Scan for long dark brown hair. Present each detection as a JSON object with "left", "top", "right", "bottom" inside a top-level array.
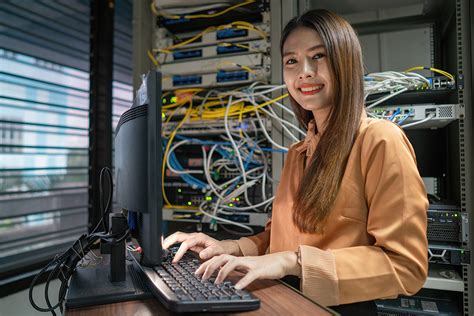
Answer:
[{"left": 280, "top": 9, "right": 365, "bottom": 233}]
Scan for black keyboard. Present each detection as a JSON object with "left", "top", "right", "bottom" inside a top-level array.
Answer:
[{"left": 131, "top": 248, "right": 260, "bottom": 313}]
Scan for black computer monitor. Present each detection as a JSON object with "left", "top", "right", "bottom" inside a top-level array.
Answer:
[
  {"left": 65, "top": 70, "right": 163, "bottom": 308},
  {"left": 115, "top": 70, "right": 163, "bottom": 267}
]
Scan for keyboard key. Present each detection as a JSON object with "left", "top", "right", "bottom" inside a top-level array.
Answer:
[{"left": 178, "top": 295, "right": 192, "bottom": 301}]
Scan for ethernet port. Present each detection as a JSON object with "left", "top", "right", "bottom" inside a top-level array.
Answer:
[{"left": 425, "top": 108, "right": 436, "bottom": 118}]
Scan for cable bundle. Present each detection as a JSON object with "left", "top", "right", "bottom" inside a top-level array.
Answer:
[{"left": 29, "top": 167, "right": 130, "bottom": 315}]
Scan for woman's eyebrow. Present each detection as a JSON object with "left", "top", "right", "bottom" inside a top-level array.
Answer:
[
  {"left": 283, "top": 44, "right": 325, "bottom": 57},
  {"left": 307, "top": 44, "right": 325, "bottom": 51}
]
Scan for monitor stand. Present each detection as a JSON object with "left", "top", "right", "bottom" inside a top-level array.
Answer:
[{"left": 65, "top": 214, "right": 152, "bottom": 308}]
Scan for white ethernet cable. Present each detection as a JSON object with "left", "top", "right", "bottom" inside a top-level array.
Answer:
[
  {"left": 224, "top": 95, "right": 254, "bottom": 206},
  {"left": 198, "top": 200, "right": 254, "bottom": 234},
  {"left": 365, "top": 87, "right": 408, "bottom": 109},
  {"left": 246, "top": 97, "right": 289, "bottom": 151},
  {"left": 400, "top": 113, "right": 436, "bottom": 129},
  {"left": 166, "top": 139, "right": 204, "bottom": 174}
]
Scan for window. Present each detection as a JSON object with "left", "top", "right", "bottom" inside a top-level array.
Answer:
[{"left": 0, "top": 50, "right": 90, "bottom": 274}]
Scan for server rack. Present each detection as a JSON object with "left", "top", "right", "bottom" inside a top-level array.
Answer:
[{"left": 133, "top": 0, "right": 473, "bottom": 314}]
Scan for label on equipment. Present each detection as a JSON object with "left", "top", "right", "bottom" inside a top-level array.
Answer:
[{"left": 421, "top": 300, "right": 439, "bottom": 313}]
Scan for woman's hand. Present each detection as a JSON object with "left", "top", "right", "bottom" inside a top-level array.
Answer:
[
  {"left": 195, "top": 251, "right": 301, "bottom": 290},
  {"left": 163, "top": 231, "right": 241, "bottom": 263}
]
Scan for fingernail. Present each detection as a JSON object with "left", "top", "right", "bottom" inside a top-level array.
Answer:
[{"left": 235, "top": 284, "right": 242, "bottom": 290}]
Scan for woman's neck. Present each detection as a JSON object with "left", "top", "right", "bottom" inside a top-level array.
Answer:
[{"left": 312, "top": 106, "right": 332, "bottom": 134}]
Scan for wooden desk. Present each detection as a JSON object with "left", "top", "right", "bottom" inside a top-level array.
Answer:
[{"left": 66, "top": 278, "right": 337, "bottom": 316}]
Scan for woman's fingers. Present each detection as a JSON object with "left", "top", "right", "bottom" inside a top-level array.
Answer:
[
  {"left": 202, "top": 255, "right": 230, "bottom": 280},
  {"left": 195, "top": 255, "right": 229, "bottom": 280},
  {"left": 173, "top": 237, "right": 202, "bottom": 263},
  {"left": 215, "top": 257, "right": 246, "bottom": 284},
  {"left": 199, "top": 244, "right": 221, "bottom": 260},
  {"left": 162, "top": 231, "right": 186, "bottom": 249},
  {"left": 234, "top": 271, "right": 258, "bottom": 290}
]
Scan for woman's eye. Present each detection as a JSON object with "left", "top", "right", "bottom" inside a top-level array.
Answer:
[
  {"left": 285, "top": 58, "right": 297, "bottom": 65},
  {"left": 313, "top": 53, "right": 325, "bottom": 60}
]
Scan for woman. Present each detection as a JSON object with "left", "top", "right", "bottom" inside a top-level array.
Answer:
[{"left": 163, "top": 9, "right": 428, "bottom": 313}]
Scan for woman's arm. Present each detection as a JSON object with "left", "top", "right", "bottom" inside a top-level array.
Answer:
[{"left": 234, "top": 219, "right": 272, "bottom": 256}]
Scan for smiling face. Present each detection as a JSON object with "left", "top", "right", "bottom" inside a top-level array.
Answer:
[{"left": 282, "top": 27, "right": 333, "bottom": 115}]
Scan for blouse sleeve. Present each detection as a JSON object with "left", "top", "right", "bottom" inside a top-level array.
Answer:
[
  {"left": 235, "top": 219, "right": 272, "bottom": 256},
  {"left": 299, "top": 121, "right": 429, "bottom": 306}
]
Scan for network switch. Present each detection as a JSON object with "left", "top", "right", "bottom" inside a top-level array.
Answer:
[
  {"left": 368, "top": 103, "right": 463, "bottom": 129},
  {"left": 163, "top": 207, "right": 269, "bottom": 227},
  {"left": 427, "top": 76, "right": 456, "bottom": 90}
]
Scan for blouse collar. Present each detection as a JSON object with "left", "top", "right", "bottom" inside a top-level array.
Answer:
[{"left": 295, "top": 119, "right": 320, "bottom": 157}]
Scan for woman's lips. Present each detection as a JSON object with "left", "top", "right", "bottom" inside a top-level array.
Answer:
[{"left": 299, "top": 84, "right": 324, "bottom": 95}]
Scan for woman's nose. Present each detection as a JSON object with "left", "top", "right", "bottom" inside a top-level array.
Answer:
[{"left": 298, "top": 60, "right": 316, "bottom": 79}]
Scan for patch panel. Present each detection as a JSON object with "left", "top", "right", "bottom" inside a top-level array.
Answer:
[
  {"left": 163, "top": 68, "right": 268, "bottom": 90},
  {"left": 162, "top": 117, "right": 271, "bottom": 136},
  {"left": 172, "top": 74, "right": 202, "bottom": 87},
  {"left": 216, "top": 28, "right": 248, "bottom": 40},
  {"left": 165, "top": 40, "right": 269, "bottom": 62},
  {"left": 216, "top": 70, "right": 249, "bottom": 83},
  {"left": 172, "top": 49, "right": 202, "bottom": 60},
  {"left": 368, "top": 104, "right": 464, "bottom": 129},
  {"left": 161, "top": 52, "right": 268, "bottom": 75},
  {"left": 155, "top": 20, "right": 270, "bottom": 50},
  {"left": 216, "top": 45, "right": 248, "bottom": 54}
]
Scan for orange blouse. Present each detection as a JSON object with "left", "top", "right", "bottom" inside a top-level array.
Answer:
[{"left": 235, "top": 116, "right": 428, "bottom": 306}]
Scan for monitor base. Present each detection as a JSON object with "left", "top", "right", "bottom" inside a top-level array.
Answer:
[{"left": 66, "top": 255, "right": 152, "bottom": 309}]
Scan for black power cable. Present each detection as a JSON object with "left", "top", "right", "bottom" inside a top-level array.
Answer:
[{"left": 28, "top": 167, "right": 130, "bottom": 315}]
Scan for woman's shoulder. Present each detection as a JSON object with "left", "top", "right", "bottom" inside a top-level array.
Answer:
[{"left": 358, "top": 117, "right": 407, "bottom": 143}]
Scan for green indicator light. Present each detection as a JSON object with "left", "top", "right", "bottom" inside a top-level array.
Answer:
[
  {"left": 187, "top": 201, "right": 192, "bottom": 206},
  {"left": 178, "top": 188, "right": 182, "bottom": 193},
  {"left": 162, "top": 112, "right": 165, "bottom": 119},
  {"left": 171, "top": 96, "right": 177, "bottom": 103},
  {"left": 236, "top": 198, "right": 240, "bottom": 201},
  {"left": 205, "top": 196, "right": 212, "bottom": 201},
  {"left": 455, "top": 214, "right": 458, "bottom": 217},
  {"left": 162, "top": 97, "right": 166, "bottom": 104},
  {"left": 229, "top": 203, "right": 234, "bottom": 207},
  {"left": 446, "top": 213, "right": 449, "bottom": 216}
]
